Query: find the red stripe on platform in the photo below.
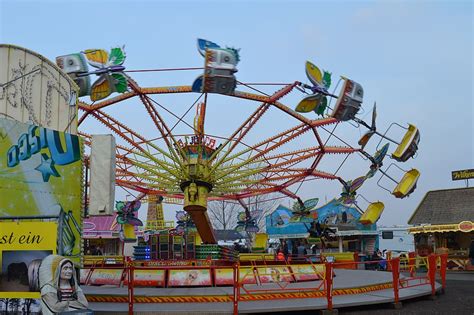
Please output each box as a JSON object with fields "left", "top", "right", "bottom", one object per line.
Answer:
{"left": 86, "top": 282, "right": 393, "bottom": 303}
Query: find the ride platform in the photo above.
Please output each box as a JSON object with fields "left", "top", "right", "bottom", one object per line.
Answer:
{"left": 84, "top": 269, "right": 442, "bottom": 314}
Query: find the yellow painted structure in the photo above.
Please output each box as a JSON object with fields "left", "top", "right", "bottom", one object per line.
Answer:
{"left": 254, "top": 233, "right": 268, "bottom": 249}
{"left": 194, "top": 232, "right": 203, "bottom": 245}
{"left": 239, "top": 253, "right": 274, "bottom": 262}
{"left": 122, "top": 224, "right": 136, "bottom": 242}
{"left": 0, "top": 221, "right": 57, "bottom": 298}
{"left": 295, "top": 95, "right": 320, "bottom": 113}
{"left": 408, "top": 221, "right": 474, "bottom": 234}
{"left": 392, "top": 124, "right": 419, "bottom": 162}
{"left": 183, "top": 181, "right": 216, "bottom": 244}
{"left": 359, "top": 202, "right": 384, "bottom": 225}
{"left": 393, "top": 169, "right": 420, "bottom": 198}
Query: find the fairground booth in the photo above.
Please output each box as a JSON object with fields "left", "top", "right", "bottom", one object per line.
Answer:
{"left": 266, "top": 200, "right": 379, "bottom": 264}
{"left": 0, "top": 44, "right": 87, "bottom": 314}
{"left": 83, "top": 215, "right": 122, "bottom": 257}
{"left": 408, "top": 187, "right": 474, "bottom": 271}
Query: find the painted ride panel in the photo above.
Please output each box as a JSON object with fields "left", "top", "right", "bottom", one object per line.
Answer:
{"left": 295, "top": 94, "right": 322, "bottom": 113}
{"left": 192, "top": 39, "right": 239, "bottom": 95}
{"left": 331, "top": 78, "right": 363, "bottom": 121}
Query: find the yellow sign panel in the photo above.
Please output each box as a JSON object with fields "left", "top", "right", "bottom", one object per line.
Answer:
{"left": 0, "top": 221, "right": 57, "bottom": 250}
{"left": 0, "top": 221, "right": 57, "bottom": 297}
{"left": 0, "top": 118, "right": 83, "bottom": 264}
{"left": 451, "top": 169, "right": 474, "bottom": 181}
{"left": 409, "top": 221, "right": 474, "bottom": 234}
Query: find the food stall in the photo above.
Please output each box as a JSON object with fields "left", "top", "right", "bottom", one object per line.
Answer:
{"left": 83, "top": 215, "right": 123, "bottom": 257}
{"left": 408, "top": 187, "right": 474, "bottom": 271}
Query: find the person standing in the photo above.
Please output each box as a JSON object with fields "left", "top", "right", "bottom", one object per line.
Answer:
{"left": 297, "top": 242, "right": 307, "bottom": 257}
{"left": 281, "top": 240, "right": 289, "bottom": 259}
{"left": 291, "top": 242, "right": 298, "bottom": 257}
{"left": 276, "top": 250, "right": 285, "bottom": 262}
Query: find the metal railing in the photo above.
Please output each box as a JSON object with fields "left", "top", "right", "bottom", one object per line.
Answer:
{"left": 81, "top": 252, "right": 447, "bottom": 314}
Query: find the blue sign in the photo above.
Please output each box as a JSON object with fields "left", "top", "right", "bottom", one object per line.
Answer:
{"left": 266, "top": 199, "right": 376, "bottom": 238}
{"left": 6, "top": 124, "right": 81, "bottom": 182}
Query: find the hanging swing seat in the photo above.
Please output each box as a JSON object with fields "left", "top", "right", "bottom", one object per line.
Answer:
{"left": 359, "top": 202, "right": 385, "bottom": 225}
{"left": 392, "top": 169, "right": 420, "bottom": 198}
{"left": 392, "top": 124, "right": 420, "bottom": 162}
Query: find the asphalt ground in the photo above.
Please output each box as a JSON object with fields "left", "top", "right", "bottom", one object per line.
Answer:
{"left": 272, "top": 273, "right": 474, "bottom": 315}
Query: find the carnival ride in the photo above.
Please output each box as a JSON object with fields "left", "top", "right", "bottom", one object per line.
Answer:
{"left": 57, "top": 39, "right": 421, "bottom": 245}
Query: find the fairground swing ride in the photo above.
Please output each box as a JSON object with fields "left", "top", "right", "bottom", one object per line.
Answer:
{"left": 56, "top": 39, "right": 421, "bottom": 245}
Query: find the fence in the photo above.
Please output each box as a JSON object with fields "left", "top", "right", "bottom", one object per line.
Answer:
{"left": 82, "top": 253, "right": 447, "bottom": 314}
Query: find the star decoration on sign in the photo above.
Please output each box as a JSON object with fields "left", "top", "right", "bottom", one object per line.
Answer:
{"left": 35, "top": 153, "right": 60, "bottom": 182}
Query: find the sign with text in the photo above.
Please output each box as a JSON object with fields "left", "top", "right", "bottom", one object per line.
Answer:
{"left": 0, "top": 222, "right": 57, "bottom": 250}
{"left": 88, "top": 269, "right": 124, "bottom": 286}
{"left": 0, "top": 222, "right": 56, "bottom": 295}
{"left": 451, "top": 169, "right": 474, "bottom": 181}
{"left": 0, "top": 118, "right": 83, "bottom": 264}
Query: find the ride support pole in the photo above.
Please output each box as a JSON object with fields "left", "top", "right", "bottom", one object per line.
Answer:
{"left": 353, "top": 251, "right": 359, "bottom": 270}
{"left": 325, "top": 262, "right": 333, "bottom": 310}
{"left": 428, "top": 254, "right": 437, "bottom": 296}
{"left": 408, "top": 252, "right": 416, "bottom": 277}
{"left": 391, "top": 257, "right": 400, "bottom": 304}
{"left": 127, "top": 257, "right": 134, "bottom": 315}
{"left": 233, "top": 263, "right": 239, "bottom": 315}
{"left": 440, "top": 254, "right": 448, "bottom": 291}
{"left": 386, "top": 251, "right": 392, "bottom": 271}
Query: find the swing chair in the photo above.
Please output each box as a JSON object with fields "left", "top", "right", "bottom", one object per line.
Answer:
{"left": 351, "top": 195, "right": 385, "bottom": 226}
{"left": 355, "top": 105, "right": 420, "bottom": 162}
{"left": 377, "top": 163, "right": 420, "bottom": 199}
{"left": 358, "top": 202, "right": 385, "bottom": 225}
{"left": 391, "top": 124, "right": 420, "bottom": 162}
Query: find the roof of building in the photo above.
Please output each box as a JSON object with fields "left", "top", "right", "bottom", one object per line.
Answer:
{"left": 214, "top": 230, "right": 244, "bottom": 241}
{"left": 408, "top": 187, "right": 474, "bottom": 225}
{"left": 84, "top": 214, "right": 120, "bottom": 232}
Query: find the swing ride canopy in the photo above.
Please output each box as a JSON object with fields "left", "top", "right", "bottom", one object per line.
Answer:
{"left": 64, "top": 40, "right": 420, "bottom": 243}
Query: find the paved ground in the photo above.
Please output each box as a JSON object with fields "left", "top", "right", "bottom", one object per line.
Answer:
{"left": 274, "top": 273, "right": 474, "bottom": 315}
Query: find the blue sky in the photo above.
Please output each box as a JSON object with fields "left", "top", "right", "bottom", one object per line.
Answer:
{"left": 1, "top": 0, "right": 472, "bottom": 226}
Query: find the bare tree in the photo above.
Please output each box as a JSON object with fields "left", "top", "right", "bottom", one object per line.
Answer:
{"left": 8, "top": 298, "right": 20, "bottom": 314}
{"left": 0, "top": 298, "right": 8, "bottom": 313}
{"left": 244, "top": 192, "right": 279, "bottom": 233}
{"left": 207, "top": 200, "right": 240, "bottom": 230}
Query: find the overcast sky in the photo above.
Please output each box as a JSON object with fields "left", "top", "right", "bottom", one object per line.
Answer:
{"left": 1, "top": 0, "right": 472, "bottom": 227}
